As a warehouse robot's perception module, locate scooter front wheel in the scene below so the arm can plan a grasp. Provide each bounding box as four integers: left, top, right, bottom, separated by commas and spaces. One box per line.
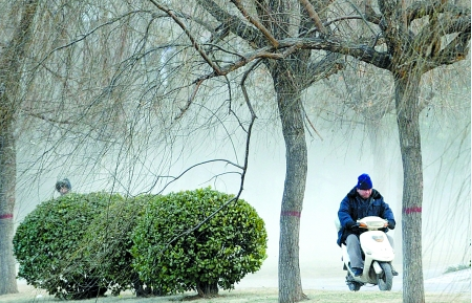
377, 262, 393, 291
347, 282, 362, 291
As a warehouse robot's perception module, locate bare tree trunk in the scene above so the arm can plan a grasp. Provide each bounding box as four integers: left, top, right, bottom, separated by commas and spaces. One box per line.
0, 0, 39, 295
196, 281, 218, 298
394, 72, 424, 303
0, 130, 17, 294
276, 74, 307, 303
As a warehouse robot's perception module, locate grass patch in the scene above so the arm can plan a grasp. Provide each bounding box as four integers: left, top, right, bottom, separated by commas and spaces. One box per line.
1, 287, 470, 303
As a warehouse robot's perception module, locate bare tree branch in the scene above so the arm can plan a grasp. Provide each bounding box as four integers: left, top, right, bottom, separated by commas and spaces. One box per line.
148, 0, 222, 75
158, 59, 258, 259
296, 37, 391, 69
299, 0, 328, 36
378, 0, 398, 19
147, 158, 244, 196
406, 0, 470, 24
364, 0, 383, 24
36, 10, 153, 69
193, 37, 390, 84
193, 42, 303, 83
197, 0, 263, 47
426, 31, 471, 70
231, 0, 279, 47
174, 79, 204, 121
304, 52, 345, 89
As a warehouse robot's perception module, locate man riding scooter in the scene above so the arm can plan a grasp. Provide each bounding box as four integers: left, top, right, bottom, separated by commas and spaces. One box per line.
336, 174, 398, 284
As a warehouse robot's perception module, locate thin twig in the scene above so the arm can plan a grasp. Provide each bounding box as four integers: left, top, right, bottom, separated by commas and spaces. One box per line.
148, 0, 222, 75
174, 79, 204, 121
159, 64, 258, 251
36, 10, 152, 68
145, 158, 245, 196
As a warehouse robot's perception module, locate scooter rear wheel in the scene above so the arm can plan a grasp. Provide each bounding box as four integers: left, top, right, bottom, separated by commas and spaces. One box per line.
377, 262, 393, 291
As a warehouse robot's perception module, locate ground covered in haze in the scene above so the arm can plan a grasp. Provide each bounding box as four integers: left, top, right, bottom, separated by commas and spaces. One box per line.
2, 268, 470, 303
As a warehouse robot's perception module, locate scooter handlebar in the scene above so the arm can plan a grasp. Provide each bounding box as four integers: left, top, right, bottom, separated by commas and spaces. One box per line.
358, 222, 388, 229
357, 217, 388, 230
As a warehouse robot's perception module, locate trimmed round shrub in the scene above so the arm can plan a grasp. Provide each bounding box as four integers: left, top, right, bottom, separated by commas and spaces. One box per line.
78, 194, 157, 297
13, 192, 124, 299
131, 187, 267, 297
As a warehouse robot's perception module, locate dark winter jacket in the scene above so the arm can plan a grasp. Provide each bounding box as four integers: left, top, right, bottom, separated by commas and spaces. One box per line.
336, 187, 395, 247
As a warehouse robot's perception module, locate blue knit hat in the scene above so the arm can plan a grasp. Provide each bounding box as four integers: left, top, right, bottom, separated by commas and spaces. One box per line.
357, 173, 372, 190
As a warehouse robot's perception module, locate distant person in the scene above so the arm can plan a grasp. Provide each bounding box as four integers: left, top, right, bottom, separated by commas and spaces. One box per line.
55, 178, 71, 196
336, 173, 397, 276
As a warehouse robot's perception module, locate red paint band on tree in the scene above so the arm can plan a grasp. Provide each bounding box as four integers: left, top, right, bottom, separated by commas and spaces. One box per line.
281, 211, 301, 217
403, 207, 422, 214
0, 213, 13, 219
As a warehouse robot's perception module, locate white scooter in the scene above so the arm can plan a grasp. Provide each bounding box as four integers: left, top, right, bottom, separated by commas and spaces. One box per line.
337, 216, 395, 291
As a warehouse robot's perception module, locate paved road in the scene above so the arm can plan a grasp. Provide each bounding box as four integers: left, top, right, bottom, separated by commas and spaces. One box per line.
236, 268, 471, 294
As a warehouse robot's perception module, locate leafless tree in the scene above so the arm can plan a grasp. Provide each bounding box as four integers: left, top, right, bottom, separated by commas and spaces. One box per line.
0, 0, 39, 295
127, 1, 469, 302
0, 1, 469, 303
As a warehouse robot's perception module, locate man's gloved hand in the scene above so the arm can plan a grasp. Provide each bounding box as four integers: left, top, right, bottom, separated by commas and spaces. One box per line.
346, 220, 360, 232
387, 220, 395, 229
345, 220, 356, 228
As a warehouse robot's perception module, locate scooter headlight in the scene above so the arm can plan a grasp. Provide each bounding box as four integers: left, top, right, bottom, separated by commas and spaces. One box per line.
372, 235, 384, 242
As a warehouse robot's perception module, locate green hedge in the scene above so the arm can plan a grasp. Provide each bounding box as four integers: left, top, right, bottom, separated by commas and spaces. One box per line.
130, 187, 267, 296
78, 194, 156, 296
14, 188, 267, 299
13, 192, 124, 299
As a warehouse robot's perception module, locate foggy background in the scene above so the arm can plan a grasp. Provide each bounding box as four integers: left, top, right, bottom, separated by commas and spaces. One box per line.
0, 1, 468, 299
13, 75, 470, 290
